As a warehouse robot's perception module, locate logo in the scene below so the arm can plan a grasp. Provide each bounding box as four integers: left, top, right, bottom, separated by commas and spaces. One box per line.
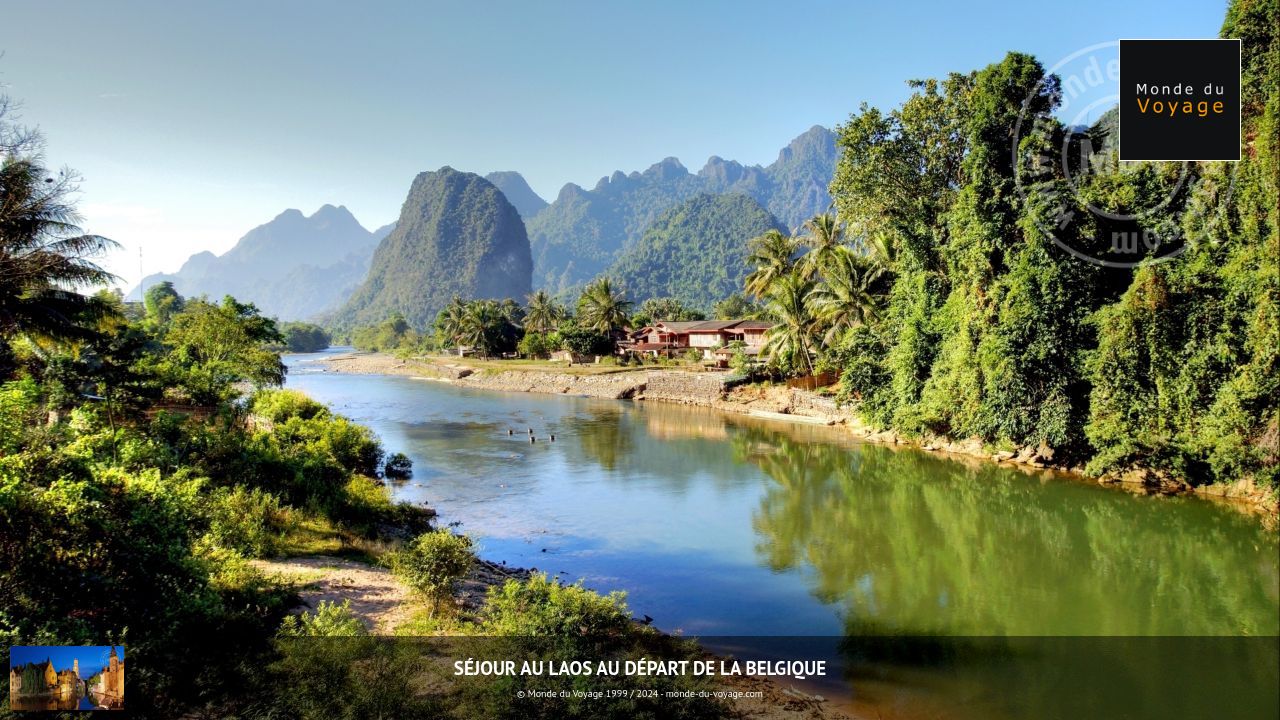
1013, 41, 1241, 268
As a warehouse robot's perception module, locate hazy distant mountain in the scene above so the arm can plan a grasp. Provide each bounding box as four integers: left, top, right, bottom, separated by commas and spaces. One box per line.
526, 125, 837, 296
128, 205, 388, 320
332, 167, 532, 329
484, 171, 548, 219
607, 194, 786, 310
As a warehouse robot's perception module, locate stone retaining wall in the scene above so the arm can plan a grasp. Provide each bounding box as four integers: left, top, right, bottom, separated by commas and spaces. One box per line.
454, 370, 646, 399
640, 371, 730, 406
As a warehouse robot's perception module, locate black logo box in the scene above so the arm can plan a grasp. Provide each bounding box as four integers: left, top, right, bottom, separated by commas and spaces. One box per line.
1119, 39, 1241, 162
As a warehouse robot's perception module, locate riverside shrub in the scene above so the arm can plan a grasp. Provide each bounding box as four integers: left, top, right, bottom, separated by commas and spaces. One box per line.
389, 530, 476, 612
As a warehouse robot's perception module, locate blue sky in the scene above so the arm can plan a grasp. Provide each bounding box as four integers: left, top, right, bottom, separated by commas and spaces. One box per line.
0, 0, 1226, 289
10, 645, 123, 679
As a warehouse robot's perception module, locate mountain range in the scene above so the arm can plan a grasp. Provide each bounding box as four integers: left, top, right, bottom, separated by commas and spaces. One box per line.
132, 125, 838, 322
128, 205, 392, 320
526, 125, 836, 296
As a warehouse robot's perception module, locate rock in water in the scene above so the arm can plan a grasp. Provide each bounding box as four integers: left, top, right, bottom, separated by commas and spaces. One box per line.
334, 167, 533, 329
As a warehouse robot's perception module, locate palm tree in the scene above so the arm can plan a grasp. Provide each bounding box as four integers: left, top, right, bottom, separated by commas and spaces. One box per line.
808, 246, 884, 346
434, 296, 468, 347
524, 290, 564, 334
744, 229, 799, 299
458, 300, 505, 358
0, 157, 119, 347
798, 213, 844, 280
576, 278, 632, 334
760, 274, 818, 376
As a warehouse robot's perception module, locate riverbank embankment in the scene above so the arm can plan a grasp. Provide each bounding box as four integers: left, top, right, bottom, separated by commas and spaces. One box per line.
310, 351, 1277, 515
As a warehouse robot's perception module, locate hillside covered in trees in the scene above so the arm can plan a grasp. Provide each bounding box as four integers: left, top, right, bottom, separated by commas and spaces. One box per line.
526, 126, 837, 296
607, 194, 785, 310
331, 167, 533, 329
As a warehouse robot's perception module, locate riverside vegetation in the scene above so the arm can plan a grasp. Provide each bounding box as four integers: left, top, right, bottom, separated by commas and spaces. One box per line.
0, 98, 727, 719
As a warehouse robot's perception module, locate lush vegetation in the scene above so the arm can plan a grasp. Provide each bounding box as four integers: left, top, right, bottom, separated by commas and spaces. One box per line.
387, 529, 476, 613
334, 167, 533, 330
278, 320, 332, 352
732, 3, 1278, 494
607, 193, 786, 310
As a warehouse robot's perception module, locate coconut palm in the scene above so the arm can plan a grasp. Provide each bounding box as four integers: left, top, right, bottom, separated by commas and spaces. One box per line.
434, 296, 468, 346
576, 278, 631, 334
798, 213, 844, 280
524, 289, 565, 333
808, 246, 884, 346
458, 300, 506, 358
760, 274, 818, 376
0, 157, 119, 346
744, 229, 799, 299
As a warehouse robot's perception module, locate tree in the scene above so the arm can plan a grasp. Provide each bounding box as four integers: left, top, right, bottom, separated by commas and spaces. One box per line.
808, 246, 885, 347
457, 300, 511, 358
163, 296, 286, 403
744, 229, 799, 299
712, 292, 762, 321
0, 101, 119, 374
524, 289, 565, 334
143, 281, 184, 325
760, 274, 818, 376
576, 277, 632, 334
279, 322, 331, 353
798, 213, 845, 280
433, 296, 469, 348
631, 296, 704, 328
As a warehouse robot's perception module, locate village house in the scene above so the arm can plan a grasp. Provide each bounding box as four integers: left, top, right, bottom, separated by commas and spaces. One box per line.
622, 319, 771, 366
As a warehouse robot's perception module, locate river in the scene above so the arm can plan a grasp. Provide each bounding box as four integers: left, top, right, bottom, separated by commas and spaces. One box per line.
284, 350, 1279, 719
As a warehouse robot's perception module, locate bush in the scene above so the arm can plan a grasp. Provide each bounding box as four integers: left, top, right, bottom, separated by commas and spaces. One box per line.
557, 325, 613, 356
517, 331, 555, 359
384, 452, 413, 479
205, 485, 293, 557
480, 573, 631, 638
274, 414, 384, 477
331, 475, 395, 533
251, 389, 330, 423
388, 530, 475, 613
278, 599, 368, 637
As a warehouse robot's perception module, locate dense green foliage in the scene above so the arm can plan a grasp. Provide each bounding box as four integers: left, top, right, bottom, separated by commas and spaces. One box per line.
809, 4, 1278, 492
630, 296, 706, 327
334, 167, 533, 329
607, 194, 786, 310
0, 295, 425, 715
527, 127, 836, 296
388, 529, 476, 612
277, 320, 331, 352
435, 297, 524, 357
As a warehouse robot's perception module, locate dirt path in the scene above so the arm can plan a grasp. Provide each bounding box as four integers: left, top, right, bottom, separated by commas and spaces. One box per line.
251, 555, 416, 633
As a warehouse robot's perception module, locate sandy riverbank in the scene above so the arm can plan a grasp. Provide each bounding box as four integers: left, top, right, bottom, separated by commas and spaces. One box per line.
307, 351, 1277, 516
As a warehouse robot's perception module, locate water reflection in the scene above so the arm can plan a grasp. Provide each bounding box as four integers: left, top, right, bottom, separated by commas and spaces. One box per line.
741, 429, 1279, 636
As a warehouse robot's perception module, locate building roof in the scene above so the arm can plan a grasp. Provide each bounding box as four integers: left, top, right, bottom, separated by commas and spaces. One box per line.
654, 319, 774, 334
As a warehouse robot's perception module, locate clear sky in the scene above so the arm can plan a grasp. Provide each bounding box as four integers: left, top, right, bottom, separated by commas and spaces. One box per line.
0, 0, 1226, 290
10, 645, 123, 679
